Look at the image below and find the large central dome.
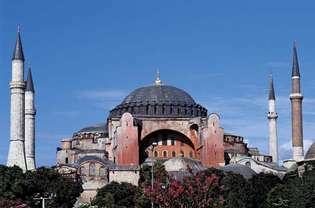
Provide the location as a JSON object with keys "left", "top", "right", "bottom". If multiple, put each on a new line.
{"left": 109, "top": 85, "right": 207, "bottom": 119}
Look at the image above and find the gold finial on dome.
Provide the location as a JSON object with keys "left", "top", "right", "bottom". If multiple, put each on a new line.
{"left": 155, "top": 68, "right": 162, "bottom": 86}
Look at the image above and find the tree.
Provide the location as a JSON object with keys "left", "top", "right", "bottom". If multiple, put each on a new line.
{"left": 221, "top": 172, "right": 252, "bottom": 208}
{"left": 145, "top": 170, "right": 224, "bottom": 208}
{"left": 248, "top": 173, "right": 281, "bottom": 208}
{"left": 0, "top": 197, "right": 29, "bottom": 208}
{"left": 0, "top": 166, "right": 83, "bottom": 208}
{"left": 92, "top": 181, "right": 147, "bottom": 208}
{"left": 139, "top": 161, "right": 168, "bottom": 187}
{"left": 266, "top": 168, "right": 315, "bottom": 208}
{"left": 0, "top": 165, "right": 26, "bottom": 200}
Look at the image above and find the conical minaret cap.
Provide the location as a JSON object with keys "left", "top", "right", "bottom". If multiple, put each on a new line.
{"left": 269, "top": 74, "right": 276, "bottom": 100}
{"left": 12, "top": 27, "right": 25, "bottom": 61}
{"left": 292, "top": 42, "right": 300, "bottom": 77}
{"left": 26, "top": 68, "right": 35, "bottom": 92}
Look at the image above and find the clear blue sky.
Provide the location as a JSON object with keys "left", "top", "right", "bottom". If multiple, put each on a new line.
{"left": 1, "top": 1, "right": 315, "bottom": 166}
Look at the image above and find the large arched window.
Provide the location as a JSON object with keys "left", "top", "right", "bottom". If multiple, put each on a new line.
{"left": 89, "top": 163, "right": 96, "bottom": 176}
{"left": 80, "top": 166, "right": 86, "bottom": 176}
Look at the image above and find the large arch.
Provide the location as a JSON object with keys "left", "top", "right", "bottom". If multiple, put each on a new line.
{"left": 139, "top": 129, "right": 195, "bottom": 163}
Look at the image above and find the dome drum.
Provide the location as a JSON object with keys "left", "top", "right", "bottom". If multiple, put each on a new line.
{"left": 109, "top": 102, "right": 207, "bottom": 118}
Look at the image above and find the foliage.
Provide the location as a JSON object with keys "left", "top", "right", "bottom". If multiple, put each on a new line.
{"left": 266, "top": 168, "right": 315, "bottom": 208}
{"left": 221, "top": 172, "right": 252, "bottom": 208}
{"left": 91, "top": 181, "right": 149, "bottom": 208}
{"left": 144, "top": 169, "right": 224, "bottom": 208}
{"left": 248, "top": 173, "right": 281, "bottom": 208}
{"left": 0, "top": 197, "right": 29, "bottom": 208}
{"left": 0, "top": 165, "right": 83, "bottom": 208}
{"left": 139, "top": 160, "right": 168, "bottom": 187}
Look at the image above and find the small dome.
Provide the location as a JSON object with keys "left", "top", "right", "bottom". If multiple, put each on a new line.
{"left": 163, "top": 157, "right": 204, "bottom": 173}
{"left": 305, "top": 142, "right": 315, "bottom": 159}
{"left": 77, "top": 123, "right": 106, "bottom": 133}
{"left": 220, "top": 164, "right": 257, "bottom": 179}
{"left": 109, "top": 85, "right": 207, "bottom": 118}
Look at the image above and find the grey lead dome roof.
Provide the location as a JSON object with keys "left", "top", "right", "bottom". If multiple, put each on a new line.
{"left": 109, "top": 85, "right": 208, "bottom": 118}
{"left": 123, "top": 85, "right": 196, "bottom": 105}
{"left": 305, "top": 142, "right": 315, "bottom": 159}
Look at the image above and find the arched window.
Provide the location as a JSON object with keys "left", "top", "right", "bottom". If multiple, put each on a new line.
{"left": 189, "top": 151, "right": 193, "bottom": 158}
{"left": 163, "top": 151, "right": 168, "bottom": 158}
{"left": 99, "top": 166, "right": 106, "bottom": 176}
{"left": 154, "top": 151, "right": 158, "bottom": 157}
{"left": 172, "top": 151, "right": 176, "bottom": 157}
{"left": 89, "top": 163, "right": 96, "bottom": 176}
{"left": 80, "top": 166, "right": 86, "bottom": 176}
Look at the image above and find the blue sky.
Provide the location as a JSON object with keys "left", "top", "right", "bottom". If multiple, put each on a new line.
{"left": 1, "top": 1, "right": 315, "bottom": 166}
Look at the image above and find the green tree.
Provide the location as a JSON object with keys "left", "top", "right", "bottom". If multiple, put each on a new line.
{"left": 0, "top": 165, "right": 26, "bottom": 199}
{"left": 139, "top": 161, "right": 168, "bottom": 187}
{"left": 92, "top": 181, "right": 147, "bottom": 208}
{"left": 249, "top": 173, "right": 281, "bottom": 208}
{"left": 0, "top": 166, "right": 83, "bottom": 208}
{"left": 221, "top": 172, "right": 252, "bottom": 208}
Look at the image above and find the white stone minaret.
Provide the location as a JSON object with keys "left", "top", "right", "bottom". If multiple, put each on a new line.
{"left": 268, "top": 75, "right": 278, "bottom": 163}
{"left": 7, "top": 28, "right": 27, "bottom": 171}
{"left": 290, "top": 43, "right": 304, "bottom": 161}
{"left": 25, "top": 67, "right": 36, "bottom": 170}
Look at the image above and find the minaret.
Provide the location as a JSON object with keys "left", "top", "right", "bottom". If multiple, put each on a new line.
{"left": 290, "top": 42, "right": 304, "bottom": 161}
{"left": 25, "top": 67, "right": 36, "bottom": 170}
{"left": 268, "top": 75, "right": 278, "bottom": 163}
{"left": 7, "top": 27, "right": 27, "bottom": 171}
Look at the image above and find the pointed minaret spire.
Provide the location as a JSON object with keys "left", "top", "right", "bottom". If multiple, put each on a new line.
{"left": 292, "top": 41, "right": 300, "bottom": 77}
{"left": 7, "top": 27, "right": 27, "bottom": 171}
{"left": 26, "top": 67, "right": 35, "bottom": 92}
{"left": 290, "top": 42, "right": 304, "bottom": 161}
{"left": 269, "top": 74, "right": 276, "bottom": 100}
{"left": 268, "top": 74, "right": 279, "bottom": 163}
{"left": 12, "top": 26, "right": 25, "bottom": 61}
{"left": 154, "top": 68, "right": 162, "bottom": 86}
{"left": 25, "top": 66, "right": 36, "bottom": 170}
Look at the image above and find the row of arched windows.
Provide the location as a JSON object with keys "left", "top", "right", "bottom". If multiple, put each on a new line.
{"left": 153, "top": 150, "right": 193, "bottom": 158}
{"left": 79, "top": 163, "right": 107, "bottom": 177}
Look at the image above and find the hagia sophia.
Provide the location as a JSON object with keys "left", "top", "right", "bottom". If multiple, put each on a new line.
{"left": 5, "top": 29, "right": 315, "bottom": 202}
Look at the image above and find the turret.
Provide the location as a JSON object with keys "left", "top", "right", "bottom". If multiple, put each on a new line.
{"left": 290, "top": 42, "right": 304, "bottom": 161}
{"left": 25, "top": 67, "right": 36, "bottom": 170}
{"left": 268, "top": 75, "right": 278, "bottom": 163}
{"left": 7, "top": 27, "right": 27, "bottom": 171}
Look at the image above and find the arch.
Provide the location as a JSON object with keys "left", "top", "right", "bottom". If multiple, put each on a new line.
{"left": 172, "top": 151, "right": 176, "bottom": 157}
{"left": 190, "top": 124, "right": 199, "bottom": 132}
{"left": 154, "top": 151, "right": 158, "bottom": 157}
{"left": 163, "top": 150, "right": 168, "bottom": 158}
{"left": 140, "top": 129, "right": 195, "bottom": 163}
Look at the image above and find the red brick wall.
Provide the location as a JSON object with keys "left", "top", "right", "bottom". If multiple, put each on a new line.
{"left": 201, "top": 114, "right": 225, "bottom": 167}
{"left": 115, "top": 113, "right": 139, "bottom": 166}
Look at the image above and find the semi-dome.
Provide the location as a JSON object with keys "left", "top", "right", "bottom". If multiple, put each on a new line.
{"left": 305, "top": 142, "right": 315, "bottom": 160}
{"left": 109, "top": 85, "right": 207, "bottom": 118}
